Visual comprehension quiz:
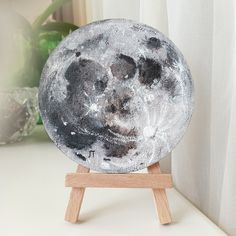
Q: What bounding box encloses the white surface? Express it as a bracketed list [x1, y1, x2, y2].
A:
[0, 126, 226, 236]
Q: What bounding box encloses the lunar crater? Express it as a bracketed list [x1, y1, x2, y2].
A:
[138, 57, 162, 86]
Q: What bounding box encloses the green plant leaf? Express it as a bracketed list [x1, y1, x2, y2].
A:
[32, 0, 71, 29]
[30, 22, 78, 86]
[37, 22, 78, 36]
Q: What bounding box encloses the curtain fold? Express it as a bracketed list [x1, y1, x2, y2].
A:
[168, 0, 236, 235]
[210, 0, 236, 233]
[168, 0, 213, 215]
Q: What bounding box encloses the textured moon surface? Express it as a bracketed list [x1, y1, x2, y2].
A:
[39, 19, 194, 173]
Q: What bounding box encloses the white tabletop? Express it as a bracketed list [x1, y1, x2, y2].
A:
[0, 126, 226, 236]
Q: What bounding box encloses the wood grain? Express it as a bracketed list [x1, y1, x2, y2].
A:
[65, 165, 89, 223]
[65, 172, 173, 189]
[148, 163, 172, 224]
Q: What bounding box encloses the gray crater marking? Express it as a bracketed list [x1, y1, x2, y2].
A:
[39, 19, 194, 173]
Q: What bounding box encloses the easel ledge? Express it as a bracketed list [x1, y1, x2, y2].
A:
[65, 162, 173, 225]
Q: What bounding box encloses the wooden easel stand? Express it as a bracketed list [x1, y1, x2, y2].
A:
[65, 162, 173, 225]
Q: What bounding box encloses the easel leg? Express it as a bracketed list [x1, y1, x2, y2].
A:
[148, 162, 172, 224]
[65, 165, 90, 223]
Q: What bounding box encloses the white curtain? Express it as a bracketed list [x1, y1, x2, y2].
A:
[65, 0, 236, 234]
[168, 1, 236, 236]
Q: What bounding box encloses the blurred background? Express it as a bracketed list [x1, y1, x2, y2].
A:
[0, 0, 235, 235]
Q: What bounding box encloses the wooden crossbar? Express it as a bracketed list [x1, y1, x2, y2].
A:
[65, 173, 173, 188]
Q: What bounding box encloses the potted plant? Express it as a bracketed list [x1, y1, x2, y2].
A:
[0, 0, 78, 144]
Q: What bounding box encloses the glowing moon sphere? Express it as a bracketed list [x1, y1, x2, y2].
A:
[39, 19, 194, 173]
